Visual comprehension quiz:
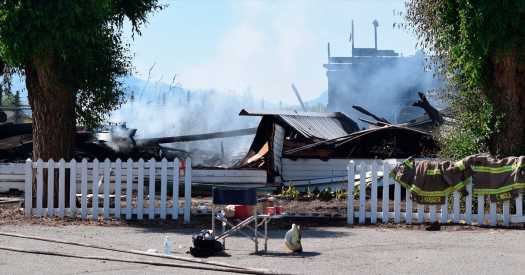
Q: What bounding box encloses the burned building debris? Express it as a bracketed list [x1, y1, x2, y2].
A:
[236, 106, 440, 184]
[286, 125, 438, 159]
[235, 109, 359, 181]
[0, 119, 256, 165]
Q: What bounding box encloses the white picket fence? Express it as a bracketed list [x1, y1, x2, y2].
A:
[347, 159, 525, 226]
[23, 158, 192, 223]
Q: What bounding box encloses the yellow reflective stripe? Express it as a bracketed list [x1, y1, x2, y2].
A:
[391, 173, 465, 197]
[407, 180, 465, 197]
[471, 165, 514, 174]
[473, 183, 525, 195]
[403, 159, 413, 169]
[426, 169, 441, 176]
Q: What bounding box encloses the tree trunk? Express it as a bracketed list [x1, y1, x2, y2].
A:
[489, 50, 525, 156]
[26, 57, 75, 207]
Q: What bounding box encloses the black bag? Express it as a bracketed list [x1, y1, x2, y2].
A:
[189, 230, 224, 258]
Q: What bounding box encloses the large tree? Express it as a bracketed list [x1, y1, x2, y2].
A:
[406, 0, 525, 156]
[0, 1, 162, 160]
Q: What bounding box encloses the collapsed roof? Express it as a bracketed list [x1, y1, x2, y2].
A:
[285, 124, 438, 159]
[236, 109, 439, 182]
[236, 109, 359, 180]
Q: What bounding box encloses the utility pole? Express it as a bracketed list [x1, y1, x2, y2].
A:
[373, 19, 379, 50]
[351, 20, 355, 56]
[327, 42, 331, 63]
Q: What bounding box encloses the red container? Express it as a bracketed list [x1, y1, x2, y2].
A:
[265, 206, 283, 215]
[231, 205, 253, 219]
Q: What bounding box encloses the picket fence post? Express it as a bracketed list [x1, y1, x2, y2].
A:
[58, 159, 66, 218]
[47, 159, 55, 217]
[370, 160, 378, 224]
[441, 195, 448, 224]
[417, 203, 424, 224]
[160, 158, 168, 220]
[477, 195, 485, 225]
[489, 202, 497, 226]
[69, 159, 77, 218]
[358, 162, 367, 224]
[406, 188, 413, 224]
[81, 159, 88, 220]
[172, 158, 180, 219]
[36, 159, 43, 217]
[503, 201, 510, 226]
[148, 158, 156, 220]
[452, 191, 460, 223]
[393, 162, 401, 224]
[429, 205, 436, 223]
[126, 159, 133, 220]
[92, 159, 100, 220]
[103, 158, 111, 220]
[516, 193, 523, 223]
[24, 159, 32, 217]
[114, 158, 122, 218]
[137, 159, 145, 220]
[184, 158, 192, 224]
[465, 179, 473, 224]
[382, 161, 389, 223]
[347, 161, 355, 224]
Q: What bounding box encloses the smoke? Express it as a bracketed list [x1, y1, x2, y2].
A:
[110, 76, 272, 164]
[327, 51, 444, 125]
[174, 1, 325, 103]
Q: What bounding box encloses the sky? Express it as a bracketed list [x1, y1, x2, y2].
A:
[124, 0, 418, 103]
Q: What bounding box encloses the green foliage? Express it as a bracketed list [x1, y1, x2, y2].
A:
[0, 1, 163, 128]
[318, 187, 334, 202]
[406, 0, 525, 158]
[304, 185, 316, 200]
[407, 0, 525, 91]
[438, 89, 499, 159]
[280, 185, 300, 200]
[335, 189, 347, 201]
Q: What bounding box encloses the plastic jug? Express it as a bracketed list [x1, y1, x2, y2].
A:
[163, 236, 172, 255]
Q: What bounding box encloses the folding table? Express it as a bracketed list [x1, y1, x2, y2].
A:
[211, 186, 282, 253]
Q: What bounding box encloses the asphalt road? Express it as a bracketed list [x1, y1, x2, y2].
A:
[0, 224, 524, 274]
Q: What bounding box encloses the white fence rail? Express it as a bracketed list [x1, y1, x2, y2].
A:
[347, 159, 525, 226]
[23, 158, 192, 223]
[0, 163, 266, 193]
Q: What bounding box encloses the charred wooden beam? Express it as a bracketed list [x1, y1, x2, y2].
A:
[291, 84, 306, 111]
[352, 105, 391, 124]
[359, 118, 390, 127]
[136, 127, 257, 145]
[413, 92, 443, 125]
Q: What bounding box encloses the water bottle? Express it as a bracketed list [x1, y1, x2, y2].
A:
[163, 236, 172, 255]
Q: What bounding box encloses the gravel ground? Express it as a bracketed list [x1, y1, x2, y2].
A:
[0, 220, 525, 275]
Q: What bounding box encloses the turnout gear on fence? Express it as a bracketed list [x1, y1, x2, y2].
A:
[467, 155, 525, 201]
[391, 154, 525, 204]
[390, 158, 467, 204]
[284, 224, 302, 253]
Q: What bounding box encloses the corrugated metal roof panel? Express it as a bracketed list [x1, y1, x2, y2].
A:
[279, 115, 351, 140]
[239, 109, 358, 140]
